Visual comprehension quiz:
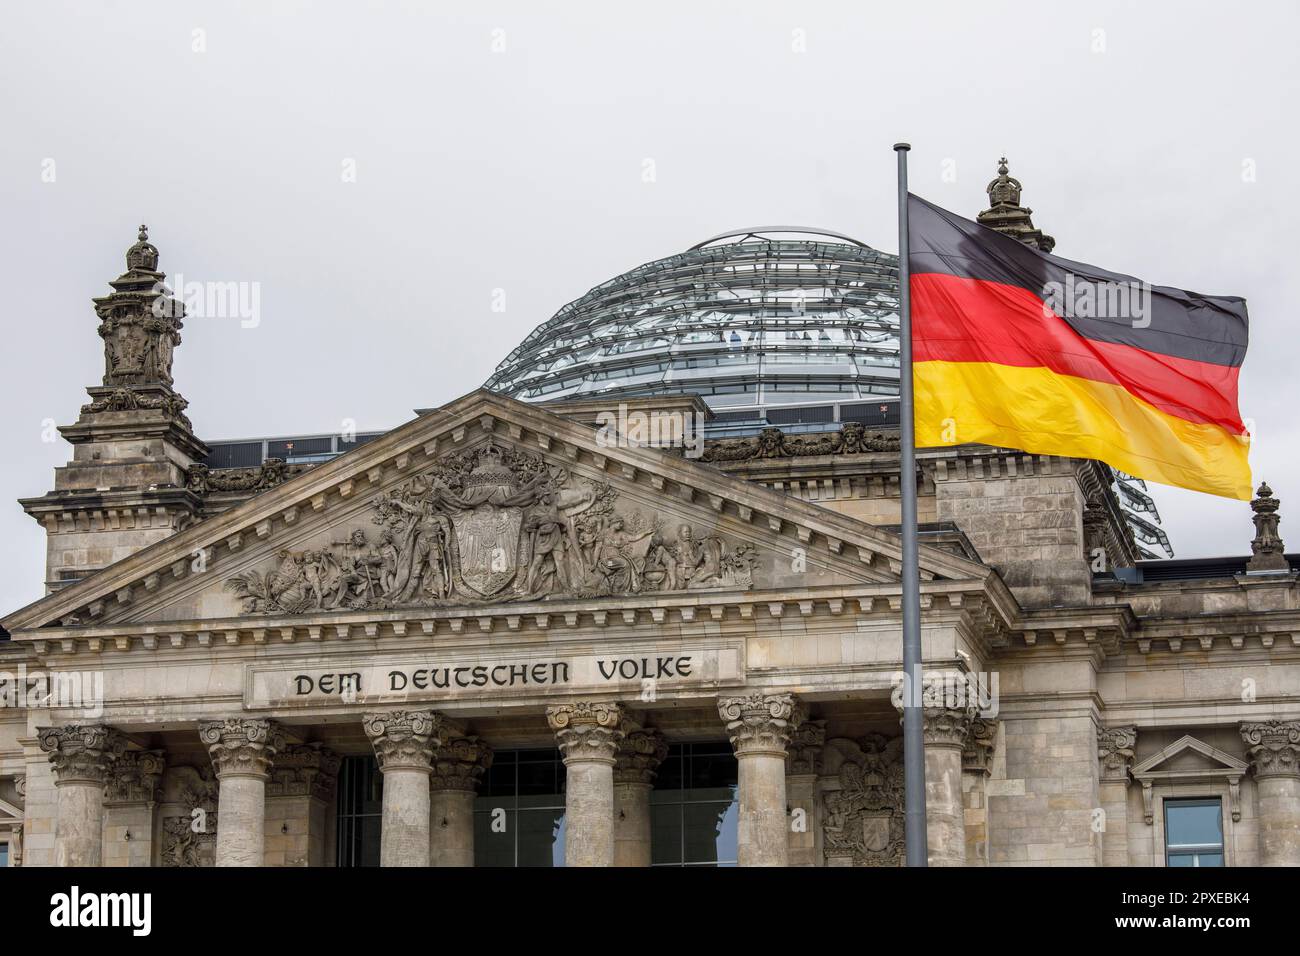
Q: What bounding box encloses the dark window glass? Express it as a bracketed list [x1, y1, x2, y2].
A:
[335, 756, 383, 867]
[650, 743, 738, 866]
[474, 749, 565, 867]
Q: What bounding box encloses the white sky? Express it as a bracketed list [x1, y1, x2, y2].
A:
[2, 0, 1297, 612]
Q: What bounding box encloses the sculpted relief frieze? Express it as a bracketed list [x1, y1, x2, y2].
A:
[224, 442, 762, 614]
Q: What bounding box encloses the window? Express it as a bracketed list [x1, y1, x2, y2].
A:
[0, 842, 7, 868]
[1164, 799, 1224, 867]
[650, 743, 739, 866]
[474, 750, 566, 867]
[335, 756, 383, 867]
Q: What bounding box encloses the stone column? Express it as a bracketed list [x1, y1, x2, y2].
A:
[1097, 725, 1137, 867]
[428, 727, 493, 867]
[364, 710, 442, 867]
[266, 743, 341, 866]
[547, 702, 624, 867]
[718, 692, 802, 867]
[962, 717, 998, 866]
[199, 717, 284, 867]
[103, 749, 165, 867]
[38, 724, 126, 867]
[786, 719, 825, 867]
[1241, 719, 1300, 866]
[921, 704, 973, 867]
[613, 724, 668, 867]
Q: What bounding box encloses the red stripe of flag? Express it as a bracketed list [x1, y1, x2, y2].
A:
[911, 272, 1246, 435]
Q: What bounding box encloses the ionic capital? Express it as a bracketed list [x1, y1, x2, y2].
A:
[963, 717, 999, 775]
[38, 724, 127, 786]
[105, 749, 166, 804]
[268, 743, 342, 800]
[718, 692, 802, 758]
[363, 710, 442, 773]
[1097, 724, 1138, 782]
[920, 704, 976, 749]
[199, 717, 285, 780]
[787, 718, 827, 776]
[614, 725, 669, 785]
[430, 728, 494, 792]
[1240, 719, 1300, 779]
[547, 702, 625, 765]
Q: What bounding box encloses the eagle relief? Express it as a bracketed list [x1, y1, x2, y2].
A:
[225, 443, 762, 614]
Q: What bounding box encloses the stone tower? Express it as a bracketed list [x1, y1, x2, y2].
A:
[20, 226, 208, 594]
[977, 157, 1055, 253]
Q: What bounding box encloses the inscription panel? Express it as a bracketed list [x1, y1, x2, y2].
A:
[244, 640, 745, 709]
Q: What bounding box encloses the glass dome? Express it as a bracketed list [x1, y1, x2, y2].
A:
[483, 228, 902, 415]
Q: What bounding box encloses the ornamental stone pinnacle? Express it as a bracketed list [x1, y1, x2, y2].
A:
[1247, 482, 1289, 572]
[976, 157, 1056, 253]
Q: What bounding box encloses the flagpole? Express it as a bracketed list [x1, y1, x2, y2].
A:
[894, 142, 928, 867]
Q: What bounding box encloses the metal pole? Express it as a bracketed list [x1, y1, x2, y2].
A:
[894, 142, 929, 867]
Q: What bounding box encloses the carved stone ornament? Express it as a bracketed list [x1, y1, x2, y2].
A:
[787, 718, 827, 776]
[614, 726, 669, 786]
[547, 702, 625, 764]
[920, 704, 977, 750]
[104, 749, 166, 804]
[1240, 719, 1300, 779]
[429, 733, 494, 792]
[701, 421, 898, 463]
[224, 441, 764, 615]
[267, 743, 342, 800]
[963, 717, 998, 775]
[38, 724, 127, 786]
[198, 717, 285, 780]
[718, 692, 802, 757]
[1247, 482, 1289, 572]
[186, 458, 299, 494]
[80, 387, 191, 428]
[363, 710, 441, 772]
[91, 225, 185, 391]
[1097, 724, 1138, 782]
[822, 734, 905, 867]
[160, 765, 218, 867]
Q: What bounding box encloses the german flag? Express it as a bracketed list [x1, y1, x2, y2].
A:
[908, 194, 1251, 500]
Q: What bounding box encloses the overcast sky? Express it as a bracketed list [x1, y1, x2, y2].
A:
[2, 0, 1297, 612]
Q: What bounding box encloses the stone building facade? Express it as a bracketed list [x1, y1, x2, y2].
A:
[1, 222, 1297, 869]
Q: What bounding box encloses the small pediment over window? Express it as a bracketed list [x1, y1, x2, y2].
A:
[1131, 735, 1248, 823]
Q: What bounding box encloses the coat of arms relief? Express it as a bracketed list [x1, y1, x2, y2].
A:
[821, 734, 906, 866]
[225, 442, 762, 614]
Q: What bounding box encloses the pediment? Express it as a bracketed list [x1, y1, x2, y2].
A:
[1131, 735, 1249, 778]
[3, 390, 995, 633]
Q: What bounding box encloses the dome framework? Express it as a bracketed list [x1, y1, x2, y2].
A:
[484, 229, 903, 414]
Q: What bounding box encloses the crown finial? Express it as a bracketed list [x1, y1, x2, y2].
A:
[977, 157, 1055, 253]
[125, 223, 159, 272]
